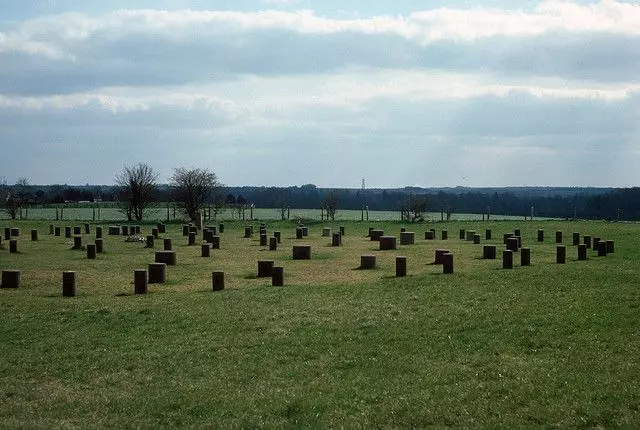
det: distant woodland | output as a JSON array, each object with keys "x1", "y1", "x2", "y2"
[{"x1": 2, "y1": 182, "x2": 639, "y2": 221}]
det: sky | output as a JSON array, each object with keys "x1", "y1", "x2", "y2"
[{"x1": 0, "y1": 0, "x2": 639, "y2": 188}]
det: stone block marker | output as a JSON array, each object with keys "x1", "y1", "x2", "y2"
[
  {"x1": 483, "y1": 245, "x2": 497, "y2": 260},
  {"x1": 503, "y1": 233, "x2": 513, "y2": 244},
  {"x1": 514, "y1": 236, "x2": 522, "y2": 248},
  {"x1": 1, "y1": 270, "x2": 20, "y2": 288},
  {"x1": 332, "y1": 233, "x2": 341, "y2": 247},
  {"x1": 260, "y1": 233, "x2": 268, "y2": 247},
  {"x1": 292, "y1": 245, "x2": 312, "y2": 260},
  {"x1": 503, "y1": 250, "x2": 513, "y2": 269},
  {"x1": 258, "y1": 260, "x2": 274, "y2": 277},
  {"x1": 3, "y1": 227, "x2": 10, "y2": 240},
  {"x1": 157, "y1": 223, "x2": 166, "y2": 234},
  {"x1": 340, "y1": 226, "x2": 345, "y2": 236},
  {"x1": 62, "y1": 271, "x2": 76, "y2": 297},
  {"x1": 155, "y1": 251, "x2": 177, "y2": 266},
  {"x1": 442, "y1": 253, "x2": 454, "y2": 274},
  {"x1": 396, "y1": 256, "x2": 407, "y2": 277},
  {"x1": 188, "y1": 233, "x2": 196, "y2": 246},
  {"x1": 572, "y1": 232, "x2": 580, "y2": 246},
  {"x1": 148, "y1": 263, "x2": 166, "y2": 284},
  {"x1": 435, "y1": 249, "x2": 449, "y2": 265},
  {"x1": 400, "y1": 227, "x2": 406, "y2": 233},
  {"x1": 163, "y1": 238, "x2": 172, "y2": 251},
  {"x1": 473, "y1": 234, "x2": 481, "y2": 244},
  {"x1": 10, "y1": 227, "x2": 20, "y2": 237},
  {"x1": 302, "y1": 227, "x2": 309, "y2": 237},
  {"x1": 424, "y1": 231, "x2": 435, "y2": 240},
  {"x1": 211, "y1": 236, "x2": 220, "y2": 250},
  {"x1": 368, "y1": 227, "x2": 374, "y2": 237},
  {"x1": 269, "y1": 237, "x2": 278, "y2": 251},
  {"x1": 442, "y1": 230, "x2": 448, "y2": 240},
  {"x1": 31, "y1": 229, "x2": 38, "y2": 241},
  {"x1": 84, "y1": 223, "x2": 90, "y2": 234},
  {"x1": 96, "y1": 226, "x2": 103, "y2": 239},
  {"x1": 370, "y1": 230, "x2": 384, "y2": 241},
  {"x1": 86, "y1": 244, "x2": 96, "y2": 259},
  {"x1": 152, "y1": 228, "x2": 159, "y2": 239},
  {"x1": 122, "y1": 226, "x2": 129, "y2": 236},
  {"x1": 95, "y1": 238, "x2": 103, "y2": 253},
  {"x1": 274, "y1": 231, "x2": 281, "y2": 243},
  {"x1": 521, "y1": 248, "x2": 531, "y2": 266},
  {"x1": 514, "y1": 229, "x2": 521, "y2": 237},
  {"x1": 55, "y1": 226, "x2": 61, "y2": 237},
  {"x1": 380, "y1": 236, "x2": 397, "y2": 250},
  {"x1": 9, "y1": 239, "x2": 18, "y2": 253},
  {"x1": 49, "y1": 224, "x2": 54, "y2": 235},
  {"x1": 597, "y1": 241, "x2": 607, "y2": 257},
  {"x1": 537, "y1": 229, "x2": 544, "y2": 242},
  {"x1": 219, "y1": 223, "x2": 225, "y2": 234},
  {"x1": 506, "y1": 237, "x2": 519, "y2": 252},
  {"x1": 73, "y1": 236, "x2": 83, "y2": 250},
  {"x1": 73, "y1": 226, "x2": 81, "y2": 235},
  {"x1": 201, "y1": 244, "x2": 211, "y2": 258},
  {"x1": 108, "y1": 226, "x2": 120, "y2": 235},
  {"x1": 584, "y1": 235, "x2": 592, "y2": 249},
  {"x1": 134, "y1": 270, "x2": 148, "y2": 295},
  {"x1": 182, "y1": 225, "x2": 190, "y2": 236},
  {"x1": 322, "y1": 227, "x2": 331, "y2": 237},
  {"x1": 360, "y1": 255, "x2": 376, "y2": 269},
  {"x1": 556, "y1": 231, "x2": 563, "y2": 244},
  {"x1": 296, "y1": 227, "x2": 304, "y2": 239},
  {"x1": 578, "y1": 244, "x2": 587, "y2": 261},
  {"x1": 146, "y1": 235, "x2": 155, "y2": 248},
  {"x1": 459, "y1": 229, "x2": 465, "y2": 240},
  {"x1": 466, "y1": 231, "x2": 476, "y2": 241},
  {"x1": 400, "y1": 232, "x2": 415, "y2": 245},
  {"x1": 212, "y1": 271, "x2": 225, "y2": 291},
  {"x1": 65, "y1": 227, "x2": 72, "y2": 238},
  {"x1": 593, "y1": 237, "x2": 601, "y2": 251},
  {"x1": 485, "y1": 229, "x2": 492, "y2": 240},
  {"x1": 606, "y1": 240, "x2": 615, "y2": 253},
  {"x1": 556, "y1": 245, "x2": 566, "y2": 264},
  {"x1": 272, "y1": 267, "x2": 284, "y2": 287}
]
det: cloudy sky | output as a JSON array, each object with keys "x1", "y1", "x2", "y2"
[{"x1": 0, "y1": 0, "x2": 638, "y2": 187}]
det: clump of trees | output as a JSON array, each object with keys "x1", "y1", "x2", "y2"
[
  {"x1": 2, "y1": 177, "x2": 30, "y2": 220},
  {"x1": 401, "y1": 194, "x2": 427, "y2": 222},
  {"x1": 322, "y1": 191, "x2": 339, "y2": 221}
]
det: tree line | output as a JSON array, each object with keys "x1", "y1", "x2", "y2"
[{"x1": 1, "y1": 164, "x2": 638, "y2": 221}]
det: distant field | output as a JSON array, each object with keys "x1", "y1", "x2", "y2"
[
  {"x1": 1, "y1": 219, "x2": 638, "y2": 427},
  {"x1": 1, "y1": 206, "x2": 549, "y2": 222}
]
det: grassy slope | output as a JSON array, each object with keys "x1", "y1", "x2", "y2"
[{"x1": 1, "y1": 220, "x2": 639, "y2": 427}]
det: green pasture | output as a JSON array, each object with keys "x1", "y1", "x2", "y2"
[
  {"x1": 0, "y1": 219, "x2": 638, "y2": 427},
  {"x1": 0, "y1": 206, "x2": 548, "y2": 222}
]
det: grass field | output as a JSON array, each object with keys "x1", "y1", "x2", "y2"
[
  {"x1": 1, "y1": 219, "x2": 639, "y2": 427},
  {"x1": 1, "y1": 206, "x2": 548, "y2": 222}
]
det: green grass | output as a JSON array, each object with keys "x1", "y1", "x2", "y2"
[
  {"x1": 1, "y1": 220, "x2": 639, "y2": 427},
  {"x1": 1, "y1": 206, "x2": 551, "y2": 222}
]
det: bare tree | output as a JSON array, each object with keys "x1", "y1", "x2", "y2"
[
  {"x1": 401, "y1": 194, "x2": 427, "y2": 222},
  {"x1": 3, "y1": 178, "x2": 30, "y2": 220},
  {"x1": 170, "y1": 167, "x2": 221, "y2": 222},
  {"x1": 322, "y1": 191, "x2": 339, "y2": 221},
  {"x1": 115, "y1": 163, "x2": 158, "y2": 221}
]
